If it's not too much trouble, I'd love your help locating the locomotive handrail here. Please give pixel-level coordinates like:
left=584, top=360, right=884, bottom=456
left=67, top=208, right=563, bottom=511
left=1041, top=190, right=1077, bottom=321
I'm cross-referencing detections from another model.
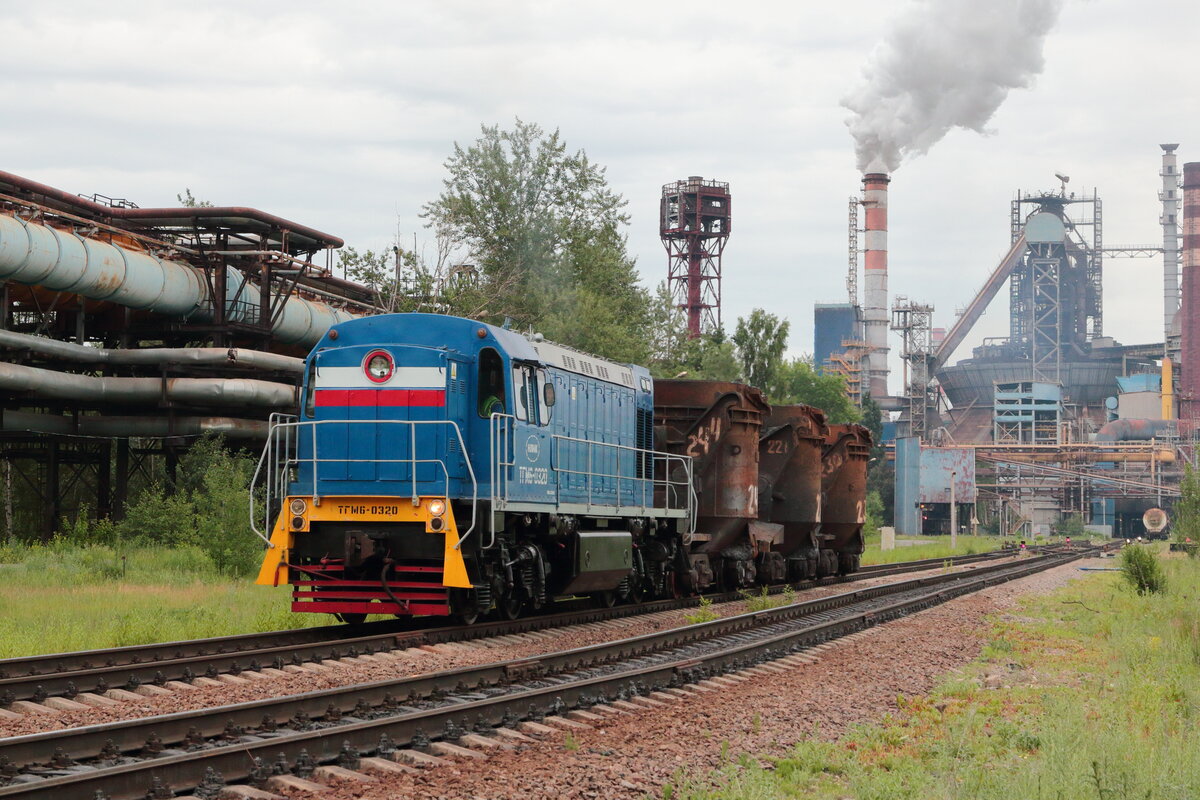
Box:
left=250, top=418, right=479, bottom=550
left=487, top=412, right=516, bottom=550
left=249, top=412, right=299, bottom=545
left=487, top=416, right=695, bottom=538
left=549, top=433, right=695, bottom=528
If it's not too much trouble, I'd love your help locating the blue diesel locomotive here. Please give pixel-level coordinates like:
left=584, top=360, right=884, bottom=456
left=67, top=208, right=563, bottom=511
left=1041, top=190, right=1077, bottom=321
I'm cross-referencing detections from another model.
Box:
left=253, top=312, right=865, bottom=623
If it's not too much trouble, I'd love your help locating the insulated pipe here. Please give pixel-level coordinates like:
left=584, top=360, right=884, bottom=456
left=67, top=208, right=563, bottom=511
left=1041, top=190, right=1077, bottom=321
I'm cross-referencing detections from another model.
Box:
left=0, top=361, right=295, bottom=408
left=861, top=172, right=890, bottom=399
left=0, top=328, right=304, bottom=373
left=0, top=409, right=268, bottom=439
left=1183, top=162, right=1200, bottom=422
left=0, top=212, right=360, bottom=346
left=1094, top=418, right=1173, bottom=443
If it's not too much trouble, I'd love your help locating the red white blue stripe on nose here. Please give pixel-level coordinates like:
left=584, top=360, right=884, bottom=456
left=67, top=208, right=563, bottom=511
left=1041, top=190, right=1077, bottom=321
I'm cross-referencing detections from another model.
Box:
left=314, top=389, right=445, bottom=407
left=314, top=365, right=446, bottom=407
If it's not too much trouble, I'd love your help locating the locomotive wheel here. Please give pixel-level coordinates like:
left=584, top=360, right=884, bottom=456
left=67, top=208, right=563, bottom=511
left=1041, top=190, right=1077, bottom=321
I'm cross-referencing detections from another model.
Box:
left=450, top=587, right=480, bottom=625
left=626, top=576, right=645, bottom=605
left=336, top=613, right=367, bottom=625
left=592, top=590, right=617, bottom=609
left=499, top=590, right=524, bottom=620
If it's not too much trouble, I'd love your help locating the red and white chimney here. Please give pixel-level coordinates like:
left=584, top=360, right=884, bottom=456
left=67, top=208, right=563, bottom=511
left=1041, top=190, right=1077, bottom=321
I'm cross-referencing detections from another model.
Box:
left=861, top=172, right=890, bottom=400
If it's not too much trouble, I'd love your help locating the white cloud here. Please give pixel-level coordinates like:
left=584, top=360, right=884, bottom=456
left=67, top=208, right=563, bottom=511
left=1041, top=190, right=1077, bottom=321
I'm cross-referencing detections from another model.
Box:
left=1, top=0, right=1192, bottom=394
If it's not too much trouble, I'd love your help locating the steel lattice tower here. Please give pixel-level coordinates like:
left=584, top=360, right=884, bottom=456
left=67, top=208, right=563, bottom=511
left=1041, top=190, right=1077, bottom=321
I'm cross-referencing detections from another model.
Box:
left=660, top=177, right=731, bottom=338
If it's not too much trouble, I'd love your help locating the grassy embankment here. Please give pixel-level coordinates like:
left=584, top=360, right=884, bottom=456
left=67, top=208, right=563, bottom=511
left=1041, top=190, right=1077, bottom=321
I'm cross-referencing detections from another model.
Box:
left=859, top=533, right=1006, bottom=566
left=0, top=542, right=314, bottom=659
left=0, top=530, right=1024, bottom=659
left=665, top=547, right=1200, bottom=799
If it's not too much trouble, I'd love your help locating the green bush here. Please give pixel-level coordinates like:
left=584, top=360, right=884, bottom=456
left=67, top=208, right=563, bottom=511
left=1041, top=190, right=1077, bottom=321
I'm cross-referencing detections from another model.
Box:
left=59, top=435, right=265, bottom=576
left=1120, top=545, right=1167, bottom=596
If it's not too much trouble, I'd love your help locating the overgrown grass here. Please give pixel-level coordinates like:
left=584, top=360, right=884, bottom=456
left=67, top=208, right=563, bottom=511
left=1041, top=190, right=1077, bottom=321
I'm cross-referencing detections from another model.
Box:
left=684, top=595, right=719, bottom=625
left=1119, top=543, right=1167, bottom=595
left=859, top=534, right=1004, bottom=566
left=666, top=550, right=1200, bottom=799
left=0, top=541, right=317, bottom=658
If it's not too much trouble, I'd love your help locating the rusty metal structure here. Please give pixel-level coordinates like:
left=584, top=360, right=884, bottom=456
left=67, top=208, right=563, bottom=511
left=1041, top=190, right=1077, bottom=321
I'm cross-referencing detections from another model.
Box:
left=823, top=339, right=875, bottom=406
left=0, top=170, right=376, bottom=537
left=757, top=405, right=828, bottom=579
left=660, top=177, right=731, bottom=338
left=820, top=424, right=871, bottom=573
left=654, top=379, right=767, bottom=588
left=654, top=380, right=866, bottom=589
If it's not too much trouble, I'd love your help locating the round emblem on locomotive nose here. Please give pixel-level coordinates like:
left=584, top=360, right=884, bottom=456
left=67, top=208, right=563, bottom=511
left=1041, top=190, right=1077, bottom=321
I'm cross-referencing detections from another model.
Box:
left=525, top=435, right=541, bottom=461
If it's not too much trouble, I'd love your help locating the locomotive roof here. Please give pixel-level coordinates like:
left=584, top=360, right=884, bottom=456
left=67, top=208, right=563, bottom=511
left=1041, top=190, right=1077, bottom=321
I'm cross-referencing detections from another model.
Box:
left=317, top=313, right=642, bottom=389
left=528, top=339, right=637, bottom=389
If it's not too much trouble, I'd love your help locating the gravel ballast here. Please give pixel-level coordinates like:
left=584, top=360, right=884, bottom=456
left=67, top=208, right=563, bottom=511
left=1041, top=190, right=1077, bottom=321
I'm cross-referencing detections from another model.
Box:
left=315, top=557, right=1104, bottom=800
left=0, top=560, right=1010, bottom=738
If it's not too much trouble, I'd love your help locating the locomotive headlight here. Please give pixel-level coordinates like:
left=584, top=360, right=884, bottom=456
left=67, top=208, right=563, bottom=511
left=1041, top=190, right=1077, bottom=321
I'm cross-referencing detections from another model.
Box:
left=427, top=499, right=447, bottom=517
left=289, top=498, right=307, bottom=515
left=363, top=350, right=394, bottom=383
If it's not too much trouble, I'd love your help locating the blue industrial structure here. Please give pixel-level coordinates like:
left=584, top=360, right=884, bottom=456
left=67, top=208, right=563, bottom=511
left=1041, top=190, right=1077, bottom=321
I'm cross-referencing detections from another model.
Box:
left=993, top=381, right=1063, bottom=444
left=813, top=303, right=859, bottom=374
left=895, top=437, right=977, bottom=535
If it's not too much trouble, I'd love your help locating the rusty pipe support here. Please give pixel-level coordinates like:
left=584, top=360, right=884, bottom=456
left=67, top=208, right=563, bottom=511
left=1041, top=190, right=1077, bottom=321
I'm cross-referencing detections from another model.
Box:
left=0, top=169, right=343, bottom=249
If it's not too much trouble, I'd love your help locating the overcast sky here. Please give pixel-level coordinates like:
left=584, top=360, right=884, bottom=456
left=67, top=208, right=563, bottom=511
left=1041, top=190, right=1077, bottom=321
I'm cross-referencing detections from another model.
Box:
left=2, top=0, right=1193, bottom=394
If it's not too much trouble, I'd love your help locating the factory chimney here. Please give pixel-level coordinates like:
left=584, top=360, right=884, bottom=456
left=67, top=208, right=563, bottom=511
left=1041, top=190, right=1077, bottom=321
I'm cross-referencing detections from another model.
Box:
left=861, top=172, right=891, bottom=399
left=1161, top=145, right=1181, bottom=348
left=1182, top=161, right=1200, bottom=423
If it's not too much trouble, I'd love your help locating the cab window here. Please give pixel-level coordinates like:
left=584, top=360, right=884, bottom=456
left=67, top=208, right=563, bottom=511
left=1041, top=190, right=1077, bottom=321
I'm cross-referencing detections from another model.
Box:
left=478, top=348, right=506, bottom=417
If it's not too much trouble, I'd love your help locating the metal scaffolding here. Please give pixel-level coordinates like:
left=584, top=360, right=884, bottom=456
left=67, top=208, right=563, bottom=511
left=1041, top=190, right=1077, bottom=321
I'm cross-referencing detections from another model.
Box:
left=661, top=177, right=731, bottom=338
left=890, top=297, right=936, bottom=440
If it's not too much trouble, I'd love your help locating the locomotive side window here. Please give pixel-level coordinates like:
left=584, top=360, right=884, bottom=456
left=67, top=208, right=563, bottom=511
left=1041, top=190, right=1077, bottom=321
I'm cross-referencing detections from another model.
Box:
left=513, top=367, right=529, bottom=421
left=512, top=364, right=540, bottom=423
left=478, top=348, right=506, bottom=417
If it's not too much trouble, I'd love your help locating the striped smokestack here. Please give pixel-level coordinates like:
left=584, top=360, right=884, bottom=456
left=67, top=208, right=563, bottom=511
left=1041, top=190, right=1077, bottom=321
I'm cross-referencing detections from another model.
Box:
left=1182, top=162, right=1200, bottom=422
left=862, top=172, right=890, bottom=399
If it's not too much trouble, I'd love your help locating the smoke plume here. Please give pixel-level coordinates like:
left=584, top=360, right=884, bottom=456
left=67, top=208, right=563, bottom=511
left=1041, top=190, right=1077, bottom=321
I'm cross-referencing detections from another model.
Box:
left=843, top=0, right=1064, bottom=173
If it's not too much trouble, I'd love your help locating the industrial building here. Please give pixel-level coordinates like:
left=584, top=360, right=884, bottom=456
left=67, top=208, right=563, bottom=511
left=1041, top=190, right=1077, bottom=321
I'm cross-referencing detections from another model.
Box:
left=0, top=170, right=378, bottom=536
left=823, top=145, right=1196, bottom=538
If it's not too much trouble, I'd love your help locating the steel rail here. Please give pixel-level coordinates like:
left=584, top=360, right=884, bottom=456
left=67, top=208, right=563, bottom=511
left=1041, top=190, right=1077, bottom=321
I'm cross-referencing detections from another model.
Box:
left=0, top=549, right=1027, bottom=706
left=0, top=551, right=1079, bottom=780
left=0, top=548, right=1096, bottom=800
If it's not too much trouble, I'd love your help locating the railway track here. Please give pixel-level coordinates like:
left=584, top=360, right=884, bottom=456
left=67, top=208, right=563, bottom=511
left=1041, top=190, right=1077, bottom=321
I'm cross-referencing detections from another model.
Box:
left=0, top=546, right=1096, bottom=799
left=0, top=549, right=1026, bottom=710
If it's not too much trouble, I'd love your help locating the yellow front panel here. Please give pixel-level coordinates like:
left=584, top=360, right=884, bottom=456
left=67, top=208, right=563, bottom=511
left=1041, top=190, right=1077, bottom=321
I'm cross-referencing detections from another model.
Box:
left=254, top=495, right=471, bottom=589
